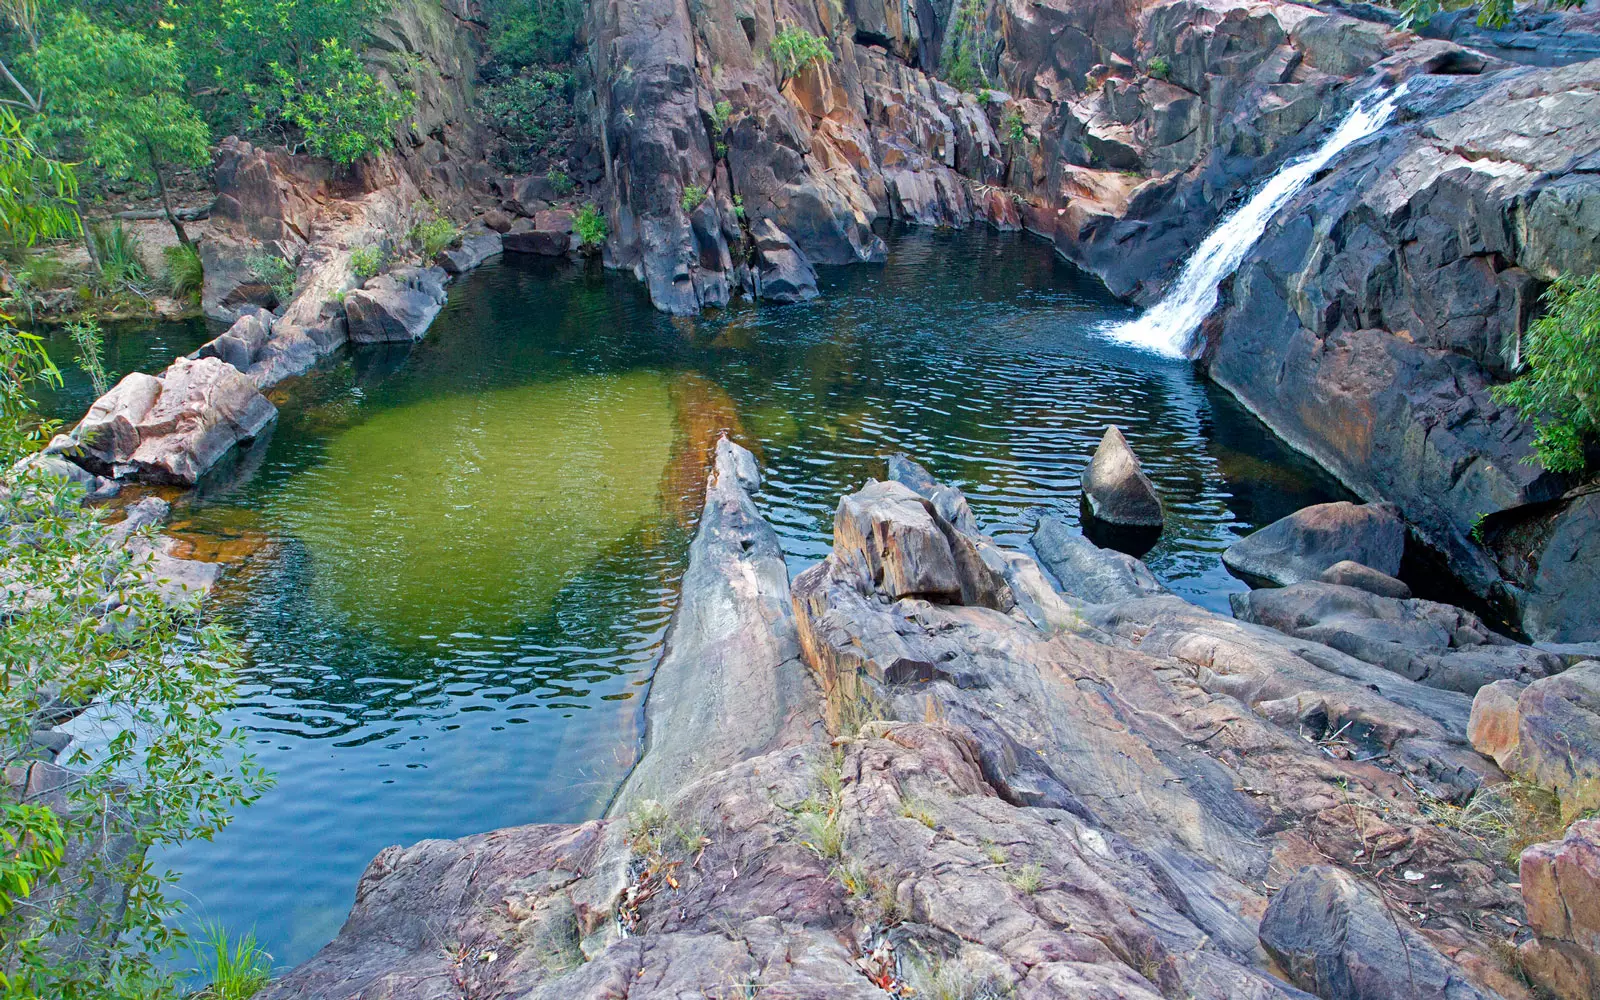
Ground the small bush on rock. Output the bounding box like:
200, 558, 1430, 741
349, 245, 384, 280
574, 204, 607, 250
163, 243, 204, 301
248, 252, 297, 305
1146, 56, 1171, 80
1492, 272, 1600, 474
409, 218, 461, 259
769, 27, 832, 85
680, 184, 708, 214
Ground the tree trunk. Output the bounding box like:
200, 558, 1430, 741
148, 143, 191, 248
77, 210, 101, 272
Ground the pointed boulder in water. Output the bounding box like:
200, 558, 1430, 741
1080, 425, 1165, 531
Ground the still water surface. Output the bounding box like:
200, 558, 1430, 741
36, 226, 1348, 968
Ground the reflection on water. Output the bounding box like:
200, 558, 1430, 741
35, 226, 1350, 968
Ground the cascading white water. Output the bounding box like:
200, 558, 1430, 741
1104, 84, 1405, 358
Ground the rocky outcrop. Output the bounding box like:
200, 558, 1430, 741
344, 266, 449, 344
55, 358, 276, 486
502, 210, 575, 255
436, 226, 503, 274
1080, 424, 1165, 531
1318, 559, 1411, 599
610, 437, 824, 814
1231, 581, 1562, 693
1468, 664, 1600, 821
1518, 819, 1600, 1000
1223, 501, 1406, 587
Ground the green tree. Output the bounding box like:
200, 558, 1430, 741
1493, 272, 1600, 474
768, 26, 832, 86
0, 106, 78, 250
247, 38, 412, 166
24, 11, 211, 247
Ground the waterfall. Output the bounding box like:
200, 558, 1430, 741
1104, 84, 1405, 358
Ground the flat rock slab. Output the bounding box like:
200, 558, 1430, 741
345, 266, 448, 344
1080, 424, 1164, 530
1223, 501, 1405, 587
62, 357, 276, 485
437, 228, 503, 275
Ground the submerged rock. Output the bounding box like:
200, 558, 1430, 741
345, 266, 448, 344
62, 357, 276, 485
1080, 425, 1164, 529
1223, 501, 1405, 587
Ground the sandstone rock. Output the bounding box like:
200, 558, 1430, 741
1032, 514, 1167, 604
1467, 679, 1524, 762
1518, 819, 1600, 1000
833, 479, 965, 603
480, 209, 512, 233
1231, 581, 1560, 692
1224, 501, 1405, 587
1080, 425, 1164, 531
194, 308, 273, 373
1259, 865, 1498, 1000
750, 218, 818, 304
1319, 559, 1411, 598
1503, 664, 1600, 821
501, 216, 571, 256
610, 437, 824, 813
198, 236, 276, 322
67, 358, 276, 485
107, 497, 222, 606
344, 266, 448, 344
436, 228, 503, 275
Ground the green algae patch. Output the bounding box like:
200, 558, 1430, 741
276, 372, 676, 640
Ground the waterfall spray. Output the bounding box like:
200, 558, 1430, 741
1104, 84, 1405, 358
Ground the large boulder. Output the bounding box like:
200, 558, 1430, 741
1231, 581, 1561, 692
1080, 424, 1165, 530
1318, 559, 1412, 599
344, 267, 448, 344
1519, 819, 1600, 1000
1224, 501, 1405, 587
501, 215, 572, 256
436, 227, 503, 275
62, 357, 277, 485
1259, 865, 1498, 1000
1032, 514, 1168, 604
750, 218, 819, 304
1470, 663, 1600, 821
193, 308, 274, 374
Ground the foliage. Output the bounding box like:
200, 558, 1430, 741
163, 242, 204, 301
574, 203, 606, 250
88, 221, 148, 290
904, 954, 1014, 1000
409, 217, 460, 259
1492, 272, 1600, 474
191, 923, 274, 1000
709, 99, 734, 133
1001, 107, 1027, 145
680, 184, 708, 214
0, 326, 272, 1000
24, 10, 210, 185
546, 166, 574, 196
248, 252, 296, 304
941, 0, 988, 92
732, 194, 745, 220
0, 107, 79, 250
1005, 862, 1044, 894
484, 0, 584, 68
66, 318, 109, 396
768, 26, 832, 84
348, 244, 383, 281
247, 39, 412, 166
1396, 0, 1583, 30
1146, 55, 1171, 80
476, 69, 574, 171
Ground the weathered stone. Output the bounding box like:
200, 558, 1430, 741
501, 216, 571, 256
1259, 865, 1498, 1000
1224, 502, 1405, 587
436, 228, 503, 274
833, 479, 964, 603
1467, 678, 1525, 762
1231, 581, 1560, 692
1503, 664, 1600, 821
1032, 514, 1167, 604
1318, 559, 1411, 598
67, 358, 276, 485
1519, 819, 1600, 1000
480, 209, 512, 233
194, 308, 273, 373
750, 218, 819, 304
1080, 424, 1164, 530
344, 266, 448, 344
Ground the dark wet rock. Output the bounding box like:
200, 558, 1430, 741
1080, 425, 1164, 531
436, 227, 503, 274
1032, 514, 1167, 605
1319, 559, 1411, 599
1259, 865, 1498, 1000
1224, 502, 1405, 588
1518, 818, 1600, 1000
345, 267, 448, 344
1470, 663, 1600, 821
1231, 581, 1561, 693
750, 218, 819, 304
1494, 487, 1600, 645
61, 358, 276, 485
501, 215, 571, 256
610, 437, 824, 814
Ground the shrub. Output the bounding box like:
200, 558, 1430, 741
349, 244, 384, 280
476, 70, 574, 172
89, 221, 148, 289
769, 26, 832, 84
163, 242, 204, 300
67, 319, 110, 397
709, 99, 735, 133
941, 0, 988, 92
409, 217, 461, 259
680, 184, 708, 214
1001, 107, 1027, 145
485, 0, 584, 68
249, 39, 413, 166
1147, 55, 1171, 80
574, 203, 607, 249
248, 252, 297, 305
1492, 272, 1600, 474
547, 166, 575, 196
